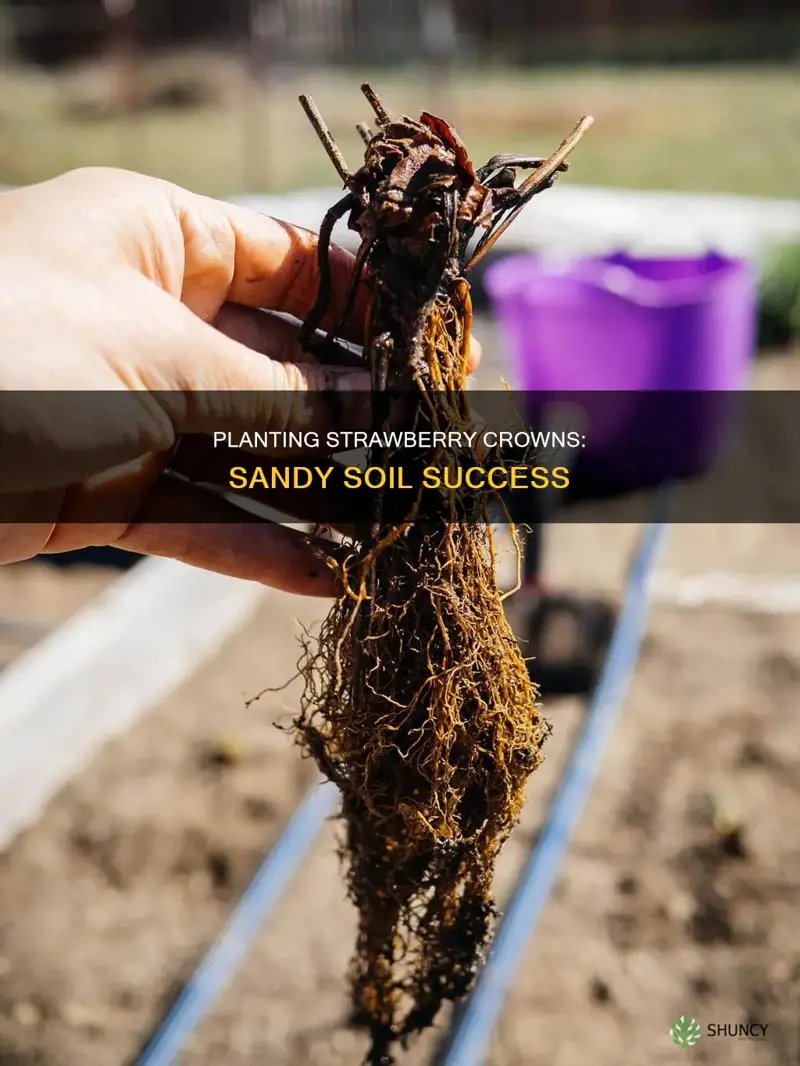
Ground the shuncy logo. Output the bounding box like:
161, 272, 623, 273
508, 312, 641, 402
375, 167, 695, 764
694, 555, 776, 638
669, 1015, 770, 1047
670, 1016, 702, 1047
708, 1023, 769, 1040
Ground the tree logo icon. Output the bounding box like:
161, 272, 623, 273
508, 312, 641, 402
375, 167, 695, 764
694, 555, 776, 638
670, 1016, 702, 1047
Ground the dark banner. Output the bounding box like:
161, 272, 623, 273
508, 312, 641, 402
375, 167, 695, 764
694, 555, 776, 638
1, 390, 798, 525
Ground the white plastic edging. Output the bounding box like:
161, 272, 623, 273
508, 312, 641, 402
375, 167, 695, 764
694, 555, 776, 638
652, 570, 800, 615
0, 558, 269, 852
4, 183, 799, 259
231, 185, 800, 261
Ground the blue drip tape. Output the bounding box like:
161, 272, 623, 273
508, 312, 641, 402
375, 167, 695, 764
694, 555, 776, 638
134, 499, 669, 1066
437, 504, 671, 1066
135, 779, 339, 1066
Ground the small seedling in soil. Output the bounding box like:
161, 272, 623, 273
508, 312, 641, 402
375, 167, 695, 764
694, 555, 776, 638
290, 84, 592, 1066
199, 737, 241, 771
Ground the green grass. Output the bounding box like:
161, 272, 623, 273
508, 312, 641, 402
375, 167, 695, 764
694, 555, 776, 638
1, 56, 798, 199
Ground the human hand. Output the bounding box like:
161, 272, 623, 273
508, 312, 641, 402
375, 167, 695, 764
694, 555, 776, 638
0, 167, 481, 594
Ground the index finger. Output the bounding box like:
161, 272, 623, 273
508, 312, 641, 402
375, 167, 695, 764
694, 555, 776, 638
192, 194, 370, 345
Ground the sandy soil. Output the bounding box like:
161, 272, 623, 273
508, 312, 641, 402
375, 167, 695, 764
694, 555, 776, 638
1, 555, 797, 1066
0, 562, 114, 669
0, 349, 798, 1066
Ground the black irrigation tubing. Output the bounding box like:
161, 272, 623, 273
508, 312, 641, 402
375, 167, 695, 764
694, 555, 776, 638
134, 493, 671, 1066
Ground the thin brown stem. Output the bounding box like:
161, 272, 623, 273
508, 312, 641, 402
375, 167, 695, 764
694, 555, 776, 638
329, 236, 373, 348
361, 83, 391, 126
467, 114, 594, 271
299, 94, 351, 184
356, 122, 373, 145
298, 193, 355, 351
515, 115, 594, 202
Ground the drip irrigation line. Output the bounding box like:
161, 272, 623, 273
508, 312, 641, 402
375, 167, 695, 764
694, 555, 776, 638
134, 779, 339, 1066
132, 495, 669, 1066
436, 497, 671, 1066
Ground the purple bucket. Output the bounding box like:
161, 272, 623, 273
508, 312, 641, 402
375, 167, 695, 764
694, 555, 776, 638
484, 251, 757, 488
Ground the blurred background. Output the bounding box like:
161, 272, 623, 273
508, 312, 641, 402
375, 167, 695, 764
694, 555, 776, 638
0, 0, 798, 196
1, 4, 800, 1066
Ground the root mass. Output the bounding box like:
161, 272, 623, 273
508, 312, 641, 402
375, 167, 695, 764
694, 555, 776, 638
291, 84, 591, 1065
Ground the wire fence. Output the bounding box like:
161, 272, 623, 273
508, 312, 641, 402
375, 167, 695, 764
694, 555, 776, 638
3, 0, 799, 68
0, 0, 798, 196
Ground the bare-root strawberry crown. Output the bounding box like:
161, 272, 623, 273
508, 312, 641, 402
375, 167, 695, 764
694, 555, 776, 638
290, 84, 591, 1066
